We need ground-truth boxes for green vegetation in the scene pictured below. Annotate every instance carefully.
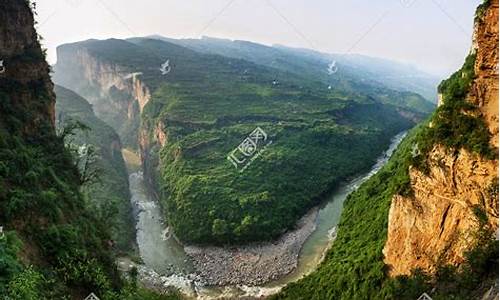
[0,85,179,299]
[410,54,496,173]
[0,2,180,298]
[0,84,111,298]
[272,125,423,299]
[55,85,134,251]
[476,0,491,21]
[275,2,497,298]
[55,38,434,245]
[274,124,498,300]
[157,36,440,103]
[159,103,414,244]
[142,41,430,245]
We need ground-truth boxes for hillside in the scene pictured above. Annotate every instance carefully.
[150,35,440,102]
[275,1,498,299]
[55,85,134,252]
[0,1,177,299]
[53,36,434,245]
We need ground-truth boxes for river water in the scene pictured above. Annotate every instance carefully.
[126,131,407,298]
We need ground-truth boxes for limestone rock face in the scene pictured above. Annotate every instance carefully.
[384,146,498,276]
[383,0,499,276]
[469,0,499,148]
[53,45,151,133]
[0,1,56,133]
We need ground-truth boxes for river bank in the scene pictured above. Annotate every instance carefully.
[185,208,319,286]
[121,131,408,299]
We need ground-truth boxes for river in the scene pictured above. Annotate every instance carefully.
[124,131,407,299]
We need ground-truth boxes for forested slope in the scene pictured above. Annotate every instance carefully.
[55,85,134,251]
[53,36,435,245]
[0,1,177,299]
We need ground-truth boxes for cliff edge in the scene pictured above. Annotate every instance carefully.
[383,0,499,276]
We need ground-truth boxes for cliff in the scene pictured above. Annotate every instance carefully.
[383,0,499,276]
[274,2,498,299]
[53,42,151,148]
[53,42,167,194]
[0,0,55,134]
[0,1,121,298]
[51,35,435,246]
[54,85,135,251]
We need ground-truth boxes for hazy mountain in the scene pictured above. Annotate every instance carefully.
[146,35,440,102]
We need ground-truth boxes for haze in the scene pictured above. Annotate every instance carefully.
[35,0,481,77]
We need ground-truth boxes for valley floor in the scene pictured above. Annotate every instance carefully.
[121,132,407,299]
[185,207,318,286]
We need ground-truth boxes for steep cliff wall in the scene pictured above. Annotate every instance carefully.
[383,0,499,276]
[55,85,135,251]
[0,0,55,135]
[138,119,167,199]
[53,43,171,198]
[0,2,126,298]
[53,45,151,147]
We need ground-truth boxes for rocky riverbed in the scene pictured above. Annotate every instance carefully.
[184,208,319,286]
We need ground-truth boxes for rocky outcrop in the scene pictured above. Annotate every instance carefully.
[0,1,55,134]
[53,45,151,139]
[437,93,444,107]
[469,0,499,148]
[138,120,168,199]
[384,146,498,276]
[383,0,499,276]
[53,40,170,202]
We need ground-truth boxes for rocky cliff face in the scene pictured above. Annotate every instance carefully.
[383,0,499,276]
[54,43,169,196]
[53,45,151,144]
[0,0,55,134]
[470,1,499,149]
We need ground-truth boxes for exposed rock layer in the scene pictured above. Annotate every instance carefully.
[0,1,55,133]
[53,46,151,142]
[383,0,499,276]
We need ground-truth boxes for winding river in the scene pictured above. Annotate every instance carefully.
[125,131,407,299]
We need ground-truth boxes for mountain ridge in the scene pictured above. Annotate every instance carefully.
[146,34,440,102]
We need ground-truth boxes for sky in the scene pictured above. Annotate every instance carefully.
[35,0,482,77]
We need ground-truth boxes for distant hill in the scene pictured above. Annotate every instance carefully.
[146,35,440,102]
